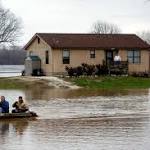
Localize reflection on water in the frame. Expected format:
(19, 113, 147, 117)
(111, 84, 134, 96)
(12, 119, 29, 135)
(0, 122, 9, 136)
(25, 87, 149, 99)
(0, 88, 150, 150)
(0, 119, 29, 136)
(1, 117, 150, 150)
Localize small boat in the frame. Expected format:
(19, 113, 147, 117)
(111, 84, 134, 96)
(0, 111, 38, 119)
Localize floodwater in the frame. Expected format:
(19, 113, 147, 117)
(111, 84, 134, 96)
(0, 65, 24, 77)
(1, 88, 150, 150)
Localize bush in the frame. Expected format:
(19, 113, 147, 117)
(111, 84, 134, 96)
(81, 63, 96, 76)
(65, 63, 108, 77)
(65, 66, 74, 77)
(95, 64, 108, 75)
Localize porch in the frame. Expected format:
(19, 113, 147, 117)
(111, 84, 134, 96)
(107, 61, 128, 75)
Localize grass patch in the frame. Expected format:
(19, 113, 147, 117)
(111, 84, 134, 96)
(0, 77, 48, 89)
(0, 78, 27, 89)
(69, 76, 150, 90)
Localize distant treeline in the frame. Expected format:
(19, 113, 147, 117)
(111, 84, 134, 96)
(0, 46, 26, 65)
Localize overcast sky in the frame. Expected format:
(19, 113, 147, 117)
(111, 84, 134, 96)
(1, 0, 150, 45)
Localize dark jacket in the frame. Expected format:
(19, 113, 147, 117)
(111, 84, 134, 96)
(0, 100, 9, 113)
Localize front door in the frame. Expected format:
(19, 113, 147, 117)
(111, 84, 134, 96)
(106, 50, 113, 66)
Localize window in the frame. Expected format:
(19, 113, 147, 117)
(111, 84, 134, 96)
(63, 50, 70, 64)
(45, 50, 49, 64)
(38, 37, 40, 44)
(90, 50, 95, 58)
(127, 50, 140, 64)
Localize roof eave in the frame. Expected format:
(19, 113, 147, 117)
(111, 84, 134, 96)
(23, 33, 39, 50)
(51, 46, 150, 50)
(23, 33, 52, 50)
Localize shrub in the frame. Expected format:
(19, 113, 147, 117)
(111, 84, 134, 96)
(65, 63, 108, 77)
(65, 66, 75, 77)
(95, 64, 108, 75)
(81, 63, 96, 75)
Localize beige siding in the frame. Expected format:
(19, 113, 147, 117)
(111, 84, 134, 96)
(26, 37, 53, 75)
(52, 49, 105, 73)
(118, 50, 128, 61)
(119, 49, 149, 73)
(128, 50, 149, 73)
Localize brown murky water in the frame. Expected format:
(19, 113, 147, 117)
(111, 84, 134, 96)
(1, 88, 150, 150)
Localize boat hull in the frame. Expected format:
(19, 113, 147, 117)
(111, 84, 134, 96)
(0, 111, 38, 119)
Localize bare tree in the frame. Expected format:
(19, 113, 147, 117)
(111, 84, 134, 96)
(91, 20, 121, 34)
(0, 4, 22, 45)
(137, 30, 150, 44)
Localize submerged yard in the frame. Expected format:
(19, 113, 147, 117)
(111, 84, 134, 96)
(0, 77, 48, 89)
(1, 76, 150, 90)
(1, 79, 150, 150)
(0, 76, 79, 89)
(1, 74, 150, 150)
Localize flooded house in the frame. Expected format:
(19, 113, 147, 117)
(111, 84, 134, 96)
(24, 33, 150, 76)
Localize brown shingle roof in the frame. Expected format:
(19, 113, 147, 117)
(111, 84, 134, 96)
(25, 33, 150, 50)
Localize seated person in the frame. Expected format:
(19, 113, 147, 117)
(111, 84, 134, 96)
(0, 96, 9, 113)
(12, 96, 29, 113)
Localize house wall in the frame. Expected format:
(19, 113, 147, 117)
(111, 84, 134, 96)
(26, 37, 53, 75)
(52, 49, 150, 74)
(26, 38, 150, 75)
(119, 49, 150, 73)
(129, 50, 150, 73)
(52, 49, 105, 74)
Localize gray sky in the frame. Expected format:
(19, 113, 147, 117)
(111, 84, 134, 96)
(2, 0, 150, 45)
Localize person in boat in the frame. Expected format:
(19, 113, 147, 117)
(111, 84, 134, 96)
(0, 96, 9, 113)
(12, 96, 29, 113)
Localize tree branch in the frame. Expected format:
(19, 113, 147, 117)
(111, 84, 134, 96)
(0, 5, 22, 45)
